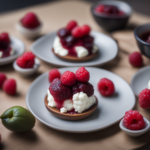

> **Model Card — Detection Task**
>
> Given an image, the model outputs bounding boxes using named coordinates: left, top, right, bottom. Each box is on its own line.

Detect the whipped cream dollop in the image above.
left=53, top=36, right=98, bottom=58
left=0, top=49, right=15, bottom=58
left=47, top=90, right=96, bottom=113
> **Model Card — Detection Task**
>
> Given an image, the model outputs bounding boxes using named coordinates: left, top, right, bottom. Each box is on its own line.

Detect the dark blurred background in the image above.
left=0, top=0, right=150, bottom=16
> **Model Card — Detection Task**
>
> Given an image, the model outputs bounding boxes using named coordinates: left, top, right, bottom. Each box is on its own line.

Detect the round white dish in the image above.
left=30, top=31, right=118, bottom=67
left=0, top=36, right=25, bottom=66
left=15, top=23, right=43, bottom=39
left=130, top=66, right=150, bottom=96
left=13, top=58, right=40, bottom=76
left=119, top=117, right=150, bottom=137
left=26, top=67, right=135, bottom=133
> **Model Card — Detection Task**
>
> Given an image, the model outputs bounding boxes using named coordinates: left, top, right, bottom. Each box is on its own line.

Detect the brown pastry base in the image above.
left=44, top=95, right=98, bottom=120
left=52, top=48, right=98, bottom=62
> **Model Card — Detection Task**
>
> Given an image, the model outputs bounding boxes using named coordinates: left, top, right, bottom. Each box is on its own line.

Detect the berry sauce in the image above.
left=0, top=47, right=12, bottom=58
left=140, top=31, right=150, bottom=43
left=95, top=4, right=125, bottom=16
left=57, top=29, right=94, bottom=57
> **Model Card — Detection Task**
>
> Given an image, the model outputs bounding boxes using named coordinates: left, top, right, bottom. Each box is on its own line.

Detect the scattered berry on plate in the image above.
left=139, top=88, right=150, bottom=109
left=129, top=52, right=143, bottom=67
left=76, top=67, right=90, bottom=82
left=49, top=78, right=72, bottom=101
left=0, top=73, right=7, bottom=88
left=48, top=69, right=61, bottom=83
left=61, top=70, right=76, bottom=86
left=3, top=79, right=16, bottom=95
left=21, top=12, right=41, bottom=29
left=72, top=81, right=94, bottom=97
left=16, top=51, right=35, bottom=68
left=66, top=20, right=78, bottom=31
left=123, top=110, right=145, bottom=130
left=98, top=78, right=115, bottom=96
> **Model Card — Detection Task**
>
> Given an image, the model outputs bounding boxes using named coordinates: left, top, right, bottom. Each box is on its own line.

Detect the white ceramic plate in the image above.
left=31, top=31, right=118, bottom=67
left=0, top=36, right=25, bottom=65
left=26, top=67, right=135, bottom=133
left=131, top=66, right=150, bottom=96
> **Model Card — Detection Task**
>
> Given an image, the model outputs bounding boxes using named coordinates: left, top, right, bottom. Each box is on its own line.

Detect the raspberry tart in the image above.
left=0, top=32, right=15, bottom=59
left=52, top=20, right=99, bottom=62
left=45, top=67, right=98, bottom=120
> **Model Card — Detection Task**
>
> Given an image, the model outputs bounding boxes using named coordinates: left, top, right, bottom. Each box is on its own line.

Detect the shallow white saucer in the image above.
left=119, top=117, right=150, bottom=137
left=131, top=66, right=150, bottom=96
left=0, top=36, right=25, bottom=66
left=26, top=67, right=135, bottom=133
left=31, top=31, right=118, bottom=67
left=13, top=58, right=40, bottom=76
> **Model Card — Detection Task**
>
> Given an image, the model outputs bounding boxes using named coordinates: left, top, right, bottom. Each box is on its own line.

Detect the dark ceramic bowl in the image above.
left=91, top=1, right=132, bottom=31
left=134, top=23, right=150, bottom=58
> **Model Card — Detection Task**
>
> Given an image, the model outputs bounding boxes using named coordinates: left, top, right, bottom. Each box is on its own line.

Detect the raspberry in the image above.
left=82, top=25, right=91, bottom=36
left=49, top=78, right=72, bottom=101
left=3, top=79, right=16, bottom=95
left=129, top=52, right=143, bottom=67
left=95, top=5, right=105, bottom=13
left=48, top=69, right=61, bottom=83
left=66, top=20, right=78, bottom=31
left=0, top=32, right=10, bottom=45
left=76, top=67, right=89, bottom=82
left=61, top=71, right=76, bottom=86
left=0, top=73, right=7, bottom=88
left=98, top=78, right=115, bottom=96
left=23, top=52, right=35, bottom=61
left=25, top=59, right=35, bottom=68
left=21, top=12, right=40, bottom=29
left=123, top=110, right=145, bottom=130
left=72, top=26, right=83, bottom=38
left=72, top=82, right=94, bottom=97
left=139, top=88, right=150, bottom=109
left=16, top=57, right=26, bottom=68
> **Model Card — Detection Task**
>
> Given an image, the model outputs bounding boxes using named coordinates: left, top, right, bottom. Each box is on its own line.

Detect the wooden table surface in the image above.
left=1, top=1, right=150, bottom=150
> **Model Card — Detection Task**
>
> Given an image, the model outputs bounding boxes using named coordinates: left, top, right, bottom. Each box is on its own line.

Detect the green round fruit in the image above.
left=0, top=106, right=35, bottom=132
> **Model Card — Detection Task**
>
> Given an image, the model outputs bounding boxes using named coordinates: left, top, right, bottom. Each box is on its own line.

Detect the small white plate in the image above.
left=13, top=58, right=40, bottom=76
left=131, top=66, right=150, bottom=96
left=31, top=31, right=118, bottom=67
left=0, top=36, right=25, bottom=66
left=26, top=67, right=135, bottom=133
left=119, top=117, right=150, bottom=137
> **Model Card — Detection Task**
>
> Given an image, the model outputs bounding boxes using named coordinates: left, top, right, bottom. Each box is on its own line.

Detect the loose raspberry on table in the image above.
left=49, top=78, right=72, bottom=101
left=72, top=26, right=83, bottom=38
left=81, top=25, right=91, bottom=36
left=129, top=52, right=143, bottom=67
left=72, top=82, right=94, bottom=97
left=76, top=67, right=90, bottom=82
left=21, top=12, right=41, bottom=29
left=48, top=69, right=61, bottom=83
left=66, top=20, right=78, bottom=31
left=61, top=70, right=76, bottom=86
left=0, top=73, right=7, bottom=88
left=123, top=110, right=145, bottom=130
left=98, top=78, right=115, bottom=96
left=3, top=79, right=16, bottom=95
left=139, top=88, right=150, bottom=109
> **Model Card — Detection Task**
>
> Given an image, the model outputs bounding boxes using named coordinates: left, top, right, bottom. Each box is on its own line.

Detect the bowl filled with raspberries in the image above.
left=13, top=51, right=40, bottom=76
left=119, top=110, right=150, bottom=137
left=16, top=12, right=42, bottom=39
left=26, top=67, right=135, bottom=133
left=91, top=1, right=132, bottom=31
